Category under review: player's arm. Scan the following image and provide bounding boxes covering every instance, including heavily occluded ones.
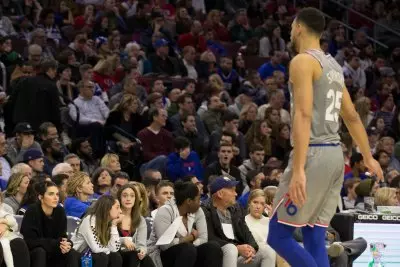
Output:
[340,87,384,181]
[290,54,314,173]
[340,87,372,160]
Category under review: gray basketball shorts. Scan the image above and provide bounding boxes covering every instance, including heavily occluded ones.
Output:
[271,145,344,227]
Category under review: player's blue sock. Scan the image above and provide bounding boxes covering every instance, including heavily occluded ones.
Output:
[301,225,330,267]
[267,214,317,267]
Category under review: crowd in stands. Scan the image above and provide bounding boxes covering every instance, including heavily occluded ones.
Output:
[0,0,399,266]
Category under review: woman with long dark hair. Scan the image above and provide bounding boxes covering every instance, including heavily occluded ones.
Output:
[20,181,80,267]
[72,195,123,267]
[271,123,292,163]
[17,174,51,215]
[245,120,273,160]
[117,184,155,267]
[259,24,286,58]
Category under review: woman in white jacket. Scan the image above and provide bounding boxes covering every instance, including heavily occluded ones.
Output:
[72,195,123,267]
[245,189,276,267]
[117,184,155,267]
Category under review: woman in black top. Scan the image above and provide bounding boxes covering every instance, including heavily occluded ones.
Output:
[20,181,80,267]
[105,94,145,141]
[105,94,145,169]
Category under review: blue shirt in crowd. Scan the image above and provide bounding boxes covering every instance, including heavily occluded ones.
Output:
[238,191,250,208]
[64,196,91,218]
[258,62,286,80]
[166,151,203,182]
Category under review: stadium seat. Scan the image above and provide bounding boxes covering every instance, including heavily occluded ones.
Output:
[66,216,81,239]
[14,215,24,233]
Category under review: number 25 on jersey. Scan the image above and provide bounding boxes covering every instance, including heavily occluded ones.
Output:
[325,89,342,122]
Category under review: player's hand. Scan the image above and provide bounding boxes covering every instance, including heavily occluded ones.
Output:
[364,157,384,183]
[288,170,307,208]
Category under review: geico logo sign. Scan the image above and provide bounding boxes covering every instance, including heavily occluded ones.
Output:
[357,215,378,220]
[382,215,400,221]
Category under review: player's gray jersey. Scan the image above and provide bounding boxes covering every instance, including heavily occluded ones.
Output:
[289,49,344,145]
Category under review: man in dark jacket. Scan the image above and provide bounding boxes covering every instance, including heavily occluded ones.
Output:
[204,142,244,195]
[11,59,61,131]
[147,38,181,76]
[202,176,270,267]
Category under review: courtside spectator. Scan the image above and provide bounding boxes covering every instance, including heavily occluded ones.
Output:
[65,172,94,218]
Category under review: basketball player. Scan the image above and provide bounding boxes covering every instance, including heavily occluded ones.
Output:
[267,7,383,267]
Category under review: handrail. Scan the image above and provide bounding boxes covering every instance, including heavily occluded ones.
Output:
[326,0,400,39]
[320,11,388,49]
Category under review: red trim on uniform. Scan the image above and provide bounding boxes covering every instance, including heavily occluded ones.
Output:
[278,219,307,227]
[314,222,329,228]
[271,195,286,218]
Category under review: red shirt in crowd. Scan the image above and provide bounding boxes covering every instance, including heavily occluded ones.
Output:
[93,72,116,93]
[137,127,174,162]
[203,21,230,42]
[178,33,207,52]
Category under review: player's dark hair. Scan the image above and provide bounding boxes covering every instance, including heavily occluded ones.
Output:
[296,7,325,36]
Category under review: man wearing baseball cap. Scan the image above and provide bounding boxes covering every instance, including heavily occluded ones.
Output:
[7,122,43,165]
[148,38,181,76]
[23,148,44,176]
[202,176,270,267]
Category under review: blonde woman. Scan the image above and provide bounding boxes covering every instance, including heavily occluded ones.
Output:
[64,172,94,218]
[374,187,399,206]
[354,97,373,128]
[239,103,258,134]
[3,173,30,214]
[130,182,150,217]
[245,189,276,267]
[101,153,122,173]
[93,55,119,95]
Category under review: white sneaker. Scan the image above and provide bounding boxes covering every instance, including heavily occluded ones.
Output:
[327,242,344,258]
